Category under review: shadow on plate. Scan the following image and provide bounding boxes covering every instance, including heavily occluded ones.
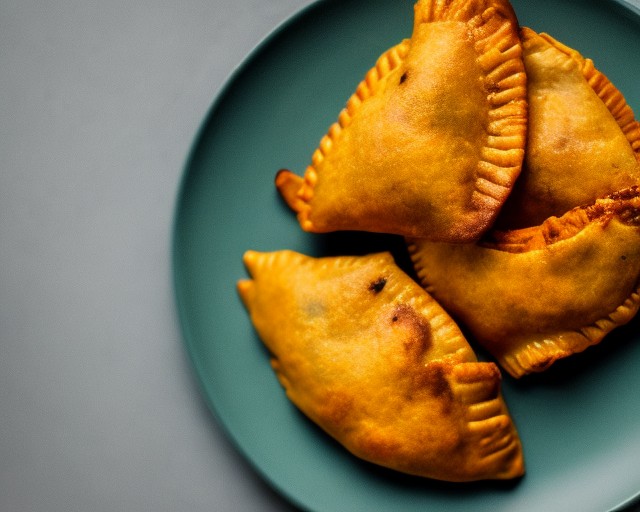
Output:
[311,230,417,278]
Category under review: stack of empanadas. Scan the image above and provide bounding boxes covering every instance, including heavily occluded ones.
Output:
[408,27,640,377]
[237,0,640,483]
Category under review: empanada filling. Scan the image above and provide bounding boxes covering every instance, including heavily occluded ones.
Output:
[486,186,640,253]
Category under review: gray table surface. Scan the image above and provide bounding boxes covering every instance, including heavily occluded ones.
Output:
[2,1,640,512]
[0,1,311,510]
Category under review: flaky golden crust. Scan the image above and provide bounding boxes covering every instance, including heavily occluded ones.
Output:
[581,69,640,161]
[541,31,640,159]
[496,28,640,230]
[408,188,640,378]
[238,250,524,481]
[277,0,526,242]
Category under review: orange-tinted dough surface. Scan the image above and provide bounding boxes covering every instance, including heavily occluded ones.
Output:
[497,28,640,229]
[409,188,640,378]
[238,250,524,481]
[277,0,527,242]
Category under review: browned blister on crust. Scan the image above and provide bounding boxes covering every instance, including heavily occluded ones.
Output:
[238,250,524,481]
[496,28,640,229]
[276,0,527,242]
[408,187,640,378]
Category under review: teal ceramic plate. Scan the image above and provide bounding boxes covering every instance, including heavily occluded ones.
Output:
[173,1,640,510]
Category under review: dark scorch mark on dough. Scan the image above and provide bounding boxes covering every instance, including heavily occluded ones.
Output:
[369,277,387,294]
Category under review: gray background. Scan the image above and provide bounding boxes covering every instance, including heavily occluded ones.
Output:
[0,1,312,510]
[3,1,640,512]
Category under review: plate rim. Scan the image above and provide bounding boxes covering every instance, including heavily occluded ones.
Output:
[171,2,328,509]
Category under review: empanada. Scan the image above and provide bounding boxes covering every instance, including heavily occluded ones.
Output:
[238,250,524,481]
[408,187,640,378]
[496,28,640,229]
[276,0,527,242]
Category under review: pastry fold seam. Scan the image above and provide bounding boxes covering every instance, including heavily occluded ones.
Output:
[500,289,640,377]
[298,40,411,214]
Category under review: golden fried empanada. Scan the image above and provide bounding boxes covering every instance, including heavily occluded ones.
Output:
[276,0,527,242]
[497,28,640,229]
[408,187,640,378]
[238,250,524,481]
